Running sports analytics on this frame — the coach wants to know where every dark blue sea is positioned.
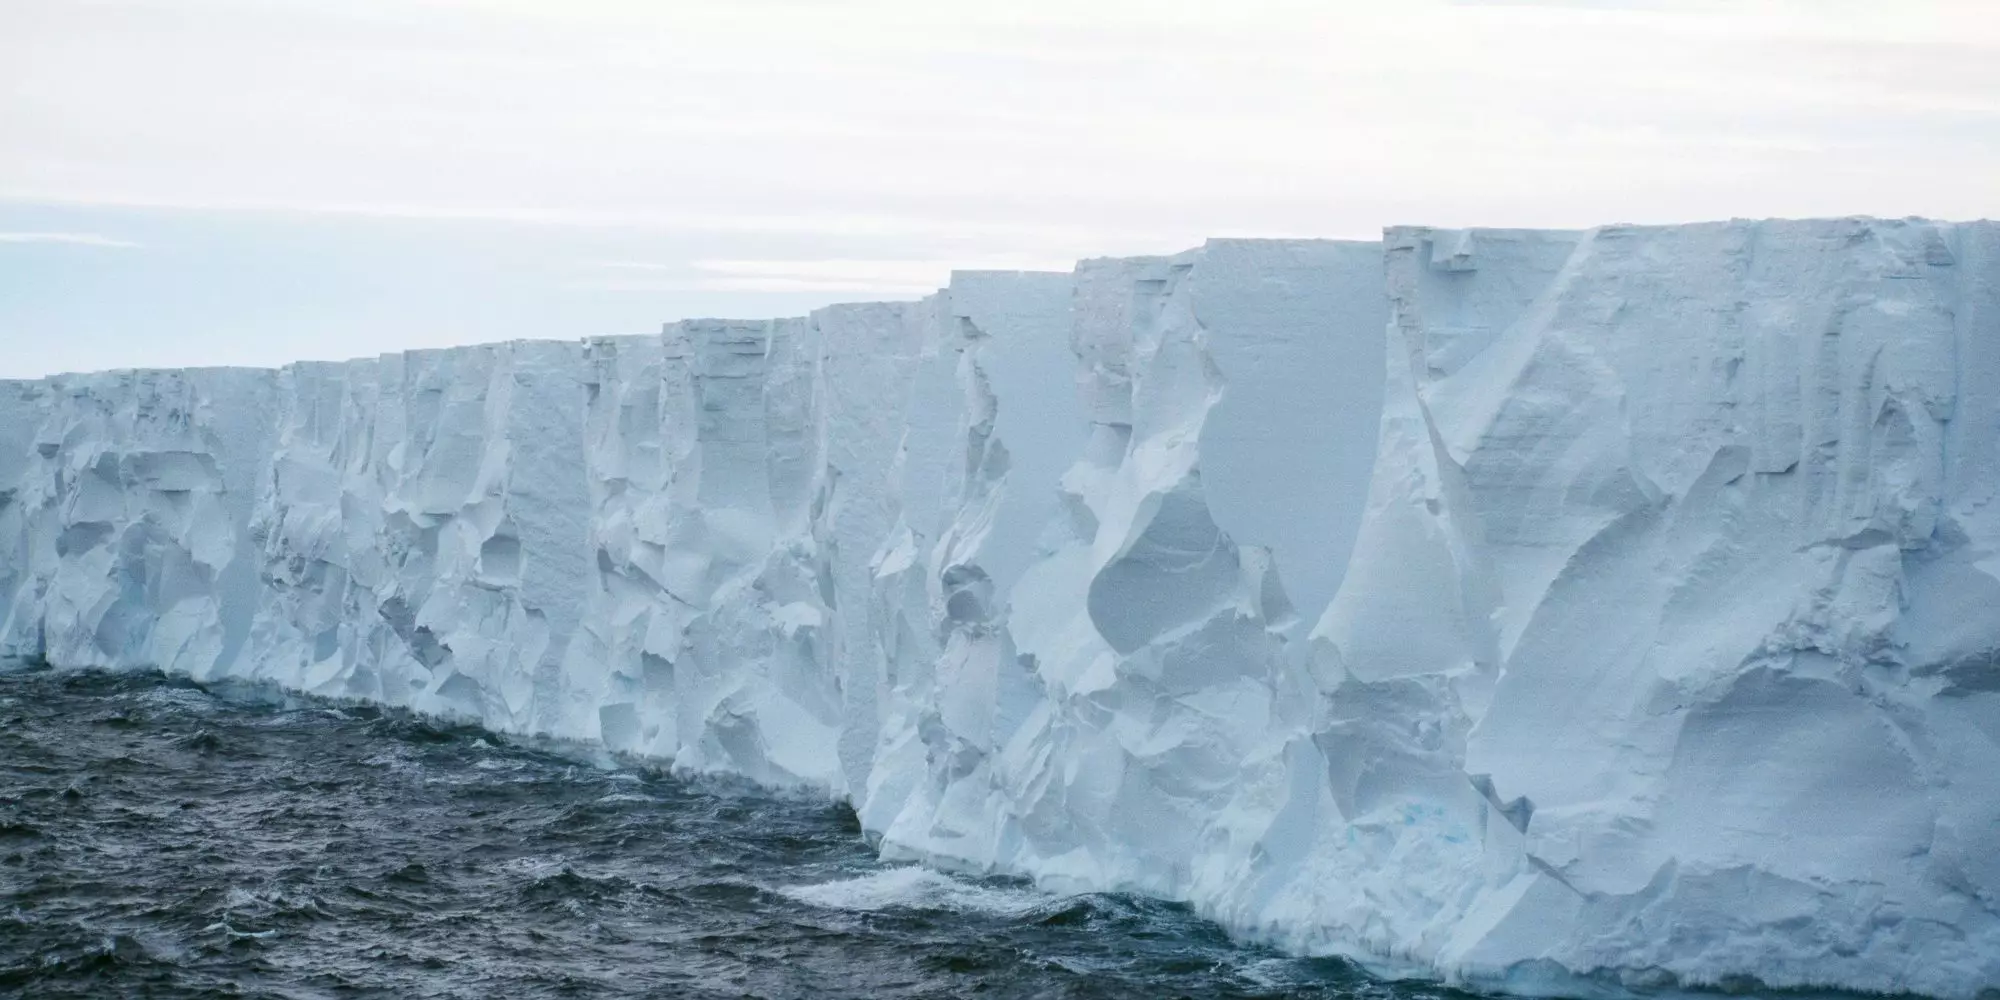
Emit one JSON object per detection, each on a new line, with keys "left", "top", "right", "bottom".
{"left": 0, "top": 660, "right": 1481, "bottom": 999}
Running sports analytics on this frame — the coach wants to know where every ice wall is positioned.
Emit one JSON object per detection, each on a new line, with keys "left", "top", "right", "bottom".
{"left": 2, "top": 220, "right": 1996, "bottom": 1000}
{"left": 1301, "top": 220, "right": 2000, "bottom": 997}
{"left": 241, "top": 341, "right": 593, "bottom": 733}
{"left": 0, "top": 368, "right": 273, "bottom": 676}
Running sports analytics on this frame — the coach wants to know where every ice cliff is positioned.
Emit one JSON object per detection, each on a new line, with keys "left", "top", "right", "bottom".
{"left": 3, "top": 219, "right": 1997, "bottom": 999}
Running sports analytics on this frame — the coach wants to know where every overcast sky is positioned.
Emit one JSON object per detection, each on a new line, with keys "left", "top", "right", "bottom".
{"left": 3, "top": 0, "right": 1997, "bottom": 376}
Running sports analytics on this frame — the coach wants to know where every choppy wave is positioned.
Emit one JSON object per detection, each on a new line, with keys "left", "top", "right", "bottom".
{"left": 0, "top": 662, "right": 1460, "bottom": 999}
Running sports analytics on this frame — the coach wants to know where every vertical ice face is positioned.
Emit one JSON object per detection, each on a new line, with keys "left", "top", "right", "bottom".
{"left": 649, "top": 317, "right": 845, "bottom": 788}
{"left": 935, "top": 271, "right": 1083, "bottom": 599}
{"left": 2, "top": 220, "right": 1996, "bottom": 1000}
{"left": 0, "top": 379, "right": 51, "bottom": 657}
{"left": 569, "top": 332, "right": 679, "bottom": 754}
{"left": 248, "top": 341, "right": 591, "bottom": 732}
{"left": 1308, "top": 220, "right": 2000, "bottom": 996}
{"left": 807, "top": 299, "right": 943, "bottom": 799}
{"left": 0, "top": 368, "right": 275, "bottom": 676}
{"left": 870, "top": 243, "right": 1390, "bottom": 913}
{"left": 863, "top": 269, "right": 1078, "bottom": 846}
{"left": 249, "top": 357, "right": 373, "bottom": 698}
{"left": 1192, "top": 239, "right": 1385, "bottom": 623}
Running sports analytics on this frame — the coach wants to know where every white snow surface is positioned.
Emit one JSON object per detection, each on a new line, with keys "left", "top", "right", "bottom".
{"left": 4, "top": 220, "right": 1998, "bottom": 999}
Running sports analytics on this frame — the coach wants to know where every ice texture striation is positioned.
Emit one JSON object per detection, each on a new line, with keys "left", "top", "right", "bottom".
{"left": 3, "top": 219, "right": 1997, "bottom": 999}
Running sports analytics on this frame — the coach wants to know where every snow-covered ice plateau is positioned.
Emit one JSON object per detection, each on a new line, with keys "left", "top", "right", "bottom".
{"left": 4, "top": 219, "right": 1997, "bottom": 999}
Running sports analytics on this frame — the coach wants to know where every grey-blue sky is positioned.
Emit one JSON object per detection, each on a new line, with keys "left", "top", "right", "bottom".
{"left": 3, "top": 0, "right": 1996, "bottom": 376}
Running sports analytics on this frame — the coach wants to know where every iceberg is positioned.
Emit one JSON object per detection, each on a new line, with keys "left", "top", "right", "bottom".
{"left": 2, "top": 218, "right": 1996, "bottom": 998}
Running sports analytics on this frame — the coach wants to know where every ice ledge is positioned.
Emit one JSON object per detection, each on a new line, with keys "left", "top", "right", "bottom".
{"left": 3, "top": 219, "right": 1997, "bottom": 1000}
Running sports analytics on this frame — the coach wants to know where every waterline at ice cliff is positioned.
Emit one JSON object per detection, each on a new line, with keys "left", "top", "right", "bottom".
{"left": 4, "top": 219, "right": 1997, "bottom": 999}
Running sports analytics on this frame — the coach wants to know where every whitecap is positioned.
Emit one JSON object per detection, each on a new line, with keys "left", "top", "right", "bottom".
{"left": 779, "top": 867, "right": 1053, "bottom": 917}
{"left": 496, "top": 855, "right": 567, "bottom": 877}
{"left": 199, "top": 922, "right": 277, "bottom": 940}
{"left": 596, "top": 792, "right": 658, "bottom": 804}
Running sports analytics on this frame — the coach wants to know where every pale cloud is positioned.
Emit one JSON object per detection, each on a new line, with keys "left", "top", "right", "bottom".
{"left": 585, "top": 261, "right": 681, "bottom": 273}
{"left": 689, "top": 257, "right": 1075, "bottom": 295}
{"left": 0, "top": 231, "right": 141, "bottom": 248}
{"left": 576, "top": 256, "right": 1077, "bottom": 297}
{"left": 4, "top": 0, "right": 1995, "bottom": 239}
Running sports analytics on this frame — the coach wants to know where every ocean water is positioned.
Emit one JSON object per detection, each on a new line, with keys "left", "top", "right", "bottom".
{"left": 0, "top": 661, "right": 1480, "bottom": 1000}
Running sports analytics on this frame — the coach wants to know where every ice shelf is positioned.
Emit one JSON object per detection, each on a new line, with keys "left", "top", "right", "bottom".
{"left": 4, "top": 219, "right": 1997, "bottom": 999}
